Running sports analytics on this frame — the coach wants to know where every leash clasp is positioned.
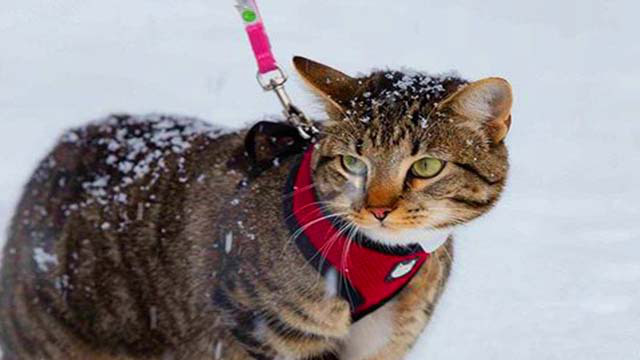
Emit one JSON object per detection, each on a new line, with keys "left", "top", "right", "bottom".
{"left": 257, "top": 66, "right": 319, "bottom": 141}
{"left": 256, "top": 65, "right": 287, "bottom": 90}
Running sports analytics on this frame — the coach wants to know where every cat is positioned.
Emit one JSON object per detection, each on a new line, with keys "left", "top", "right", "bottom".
{"left": 0, "top": 56, "right": 512, "bottom": 360}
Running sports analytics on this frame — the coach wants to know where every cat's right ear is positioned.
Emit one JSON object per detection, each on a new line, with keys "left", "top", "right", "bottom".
{"left": 438, "top": 77, "right": 513, "bottom": 144}
{"left": 293, "top": 56, "right": 359, "bottom": 113}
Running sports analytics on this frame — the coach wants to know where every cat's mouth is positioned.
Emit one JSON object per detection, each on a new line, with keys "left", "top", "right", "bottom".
{"left": 346, "top": 208, "right": 452, "bottom": 250}
{"left": 350, "top": 208, "right": 424, "bottom": 231}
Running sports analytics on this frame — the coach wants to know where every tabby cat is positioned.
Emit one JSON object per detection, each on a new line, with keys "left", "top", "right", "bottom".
{"left": 0, "top": 56, "right": 512, "bottom": 360}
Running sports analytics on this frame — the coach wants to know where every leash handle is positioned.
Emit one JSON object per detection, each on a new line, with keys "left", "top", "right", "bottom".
{"left": 235, "top": 0, "right": 278, "bottom": 74}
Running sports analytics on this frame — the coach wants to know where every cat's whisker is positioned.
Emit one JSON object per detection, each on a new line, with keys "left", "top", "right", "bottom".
{"left": 290, "top": 222, "right": 353, "bottom": 296}
{"left": 339, "top": 224, "right": 359, "bottom": 309}
{"left": 276, "top": 214, "right": 360, "bottom": 299}
{"left": 282, "top": 200, "right": 334, "bottom": 222}
{"left": 440, "top": 243, "right": 453, "bottom": 263}
{"left": 312, "top": 220, "right": 353, "bottom": 271}
{"left": 278, "top": 212, "right": 349, "bottom": 259}
{"left": 278, "top": 220, "right": 354, "bottom": 297}
{"left": 289, "top": 212, "right": 347, "bottom": 241}
{"left": 281, "top": 183, "right": 318, "bottom": 200}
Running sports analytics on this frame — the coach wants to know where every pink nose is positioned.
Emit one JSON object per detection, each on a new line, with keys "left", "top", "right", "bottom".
{"left": 368, "top": 207, "right": 392, "bottom": 221}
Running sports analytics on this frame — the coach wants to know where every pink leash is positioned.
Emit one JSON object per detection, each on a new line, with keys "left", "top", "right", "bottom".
{"left": 235, "top": 0, "right": 318, "bottom": 140}
{"left": 235, "top": 0, "right": 278, "bottom": 74}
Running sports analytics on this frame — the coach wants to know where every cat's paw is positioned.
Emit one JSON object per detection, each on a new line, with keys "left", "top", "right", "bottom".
{"left": 301, "top": 297, "right": 351, "bottom": 337}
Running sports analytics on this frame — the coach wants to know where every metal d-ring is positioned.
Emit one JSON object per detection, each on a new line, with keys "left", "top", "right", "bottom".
{"left": 256, "top": 65, "right": 288, "bottom": 91}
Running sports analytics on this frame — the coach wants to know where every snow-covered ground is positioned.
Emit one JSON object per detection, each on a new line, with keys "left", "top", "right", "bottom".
{"left": 1, "top": 1, "right": 639, "bottom": 359}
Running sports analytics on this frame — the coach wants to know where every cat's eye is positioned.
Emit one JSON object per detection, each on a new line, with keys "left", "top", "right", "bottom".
{"left": 341, "top": 155, "right": 367, "bottom": 175}
{"left": 411, "top": 157, "right": 445, "bottom": 179}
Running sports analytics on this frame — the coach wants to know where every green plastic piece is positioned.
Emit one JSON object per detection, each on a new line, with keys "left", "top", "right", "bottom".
{"left": 242, "top": 9, "right": 257, "bottom": 23}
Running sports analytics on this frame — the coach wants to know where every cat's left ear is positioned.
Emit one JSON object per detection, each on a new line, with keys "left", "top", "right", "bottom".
{"left": 293, "top": 56, "right": 359, "bottom": 113}
{"left": 438, "top": 78, "right": 513, "bottom": 143}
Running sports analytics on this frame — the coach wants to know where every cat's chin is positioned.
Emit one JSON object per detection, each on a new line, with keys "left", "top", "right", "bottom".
{"left": 360, "top": 226, "right": 452, "bottom": 252}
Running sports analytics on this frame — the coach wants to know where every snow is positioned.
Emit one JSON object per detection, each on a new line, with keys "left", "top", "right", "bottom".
{"left": 62, "top": 114, "right": 230, "bottom": 222}
{"left": 324, "top": 268, "right": 339, "bottom": 298}
{"left": 1, "top": 0, "right": 639, "bottom": 359}
{"left": 32, "top": 247, "right": 58, "bottom": 272}
{"left": 224, "top": 232, "right": 234, "bottom": 254}
{"left": 214, "top": 340, "right": 223, "bottom": 360}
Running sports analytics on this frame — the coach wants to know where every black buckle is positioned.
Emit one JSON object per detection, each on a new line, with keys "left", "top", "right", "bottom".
{"left": 243, "top": 121, "right": 313, "bottom": 178}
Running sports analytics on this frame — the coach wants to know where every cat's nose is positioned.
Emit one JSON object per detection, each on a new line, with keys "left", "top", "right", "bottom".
{"left": 368, "top": 207, "right": 392, "bottom": 221}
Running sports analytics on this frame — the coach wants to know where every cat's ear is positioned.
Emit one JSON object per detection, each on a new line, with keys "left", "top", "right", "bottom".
{"left": 438, "top": 78, "right": 513, "bottom": 144}
{"left": 293, "top": 56, "right": 359, "bottom": 112}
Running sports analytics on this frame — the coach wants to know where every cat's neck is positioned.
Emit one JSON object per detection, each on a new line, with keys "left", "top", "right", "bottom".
{"left": 360, "top": 227, "right": 451, "bottom": 253}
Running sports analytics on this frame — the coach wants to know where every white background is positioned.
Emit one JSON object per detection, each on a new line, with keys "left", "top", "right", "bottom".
{"left": 1, "top": 1, "right": 639, "bottom": 359}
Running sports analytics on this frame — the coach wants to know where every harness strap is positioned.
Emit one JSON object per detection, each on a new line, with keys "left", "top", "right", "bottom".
{"left": 244, "top": 121, "right": 310, "bottom": 177}
{"left": 284, "top": 148, "right": 430, "bottom": 321}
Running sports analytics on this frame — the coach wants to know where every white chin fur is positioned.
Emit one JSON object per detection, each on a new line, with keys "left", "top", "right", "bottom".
{"left": 360, "top": 226, "right": 452, "bottom": 252}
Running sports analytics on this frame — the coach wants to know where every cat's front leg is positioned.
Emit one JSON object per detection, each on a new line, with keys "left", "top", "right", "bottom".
{"left": 340, "top": 300, "right": 423, "bottom": 360}
{"left": 214, "top": 267, "right": 353, "bottom": 359}
{"left": 256, "top": 295, "right": 353, "bottom": 359}
{"left": 340, "top": 243, "right": 453, "bottom": 360}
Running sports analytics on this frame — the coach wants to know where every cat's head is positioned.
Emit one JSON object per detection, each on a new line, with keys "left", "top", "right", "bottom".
{"left": 293, "top": 56, "right": 512, "bottom": 248}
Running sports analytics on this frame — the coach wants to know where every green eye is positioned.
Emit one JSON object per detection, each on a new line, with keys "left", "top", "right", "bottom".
{"left": 341, "top": 155, "right": 367, "bottom": 175}
{"left": 411, "top": 157, "right": 445, "bottom": 178}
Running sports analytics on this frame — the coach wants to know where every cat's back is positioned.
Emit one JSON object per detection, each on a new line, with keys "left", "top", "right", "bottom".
{"left": 0, "top": 114, "right": 247, "bottom": 356}
{"left": 4, "top": 113, "right": 241, "bottom": 252}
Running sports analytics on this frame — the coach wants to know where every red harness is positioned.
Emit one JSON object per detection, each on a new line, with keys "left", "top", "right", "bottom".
{"left": 283, "top": 148, "right": 429, "bottom": 321}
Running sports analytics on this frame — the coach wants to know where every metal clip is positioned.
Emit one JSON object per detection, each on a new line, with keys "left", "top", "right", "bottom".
{"left": 256, "top": 65, "right": 287, "bottom": 91}
{"left": 256, "top": 65, "right": 319, "bottom": 141}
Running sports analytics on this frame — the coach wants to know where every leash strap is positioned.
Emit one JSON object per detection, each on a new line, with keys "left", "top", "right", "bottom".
{"left": 235, "top": 0, "right": 318, "bottom": 141}
{"left": 235, "top": 0, "right": 277, "bottom": 74}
